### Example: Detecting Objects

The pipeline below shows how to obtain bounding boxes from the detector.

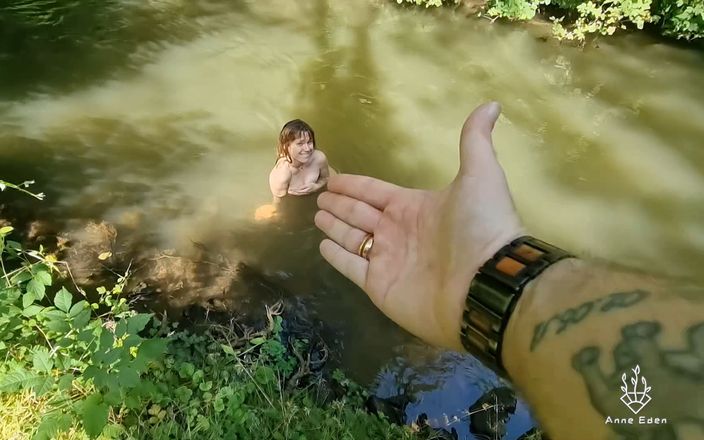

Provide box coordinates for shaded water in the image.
[2,0,704,438]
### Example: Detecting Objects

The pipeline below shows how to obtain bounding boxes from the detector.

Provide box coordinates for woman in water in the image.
[255,119,333,221]
[269,119,333,200]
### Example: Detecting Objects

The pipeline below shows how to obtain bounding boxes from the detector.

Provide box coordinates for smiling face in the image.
[277,119,316,164]
[287,131,315,165]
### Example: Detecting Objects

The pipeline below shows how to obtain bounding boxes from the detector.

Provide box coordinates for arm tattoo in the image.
[530,290,649,351]
[573,321,704,439]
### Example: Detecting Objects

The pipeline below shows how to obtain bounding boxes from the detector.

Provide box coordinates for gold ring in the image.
[357,233,374,260]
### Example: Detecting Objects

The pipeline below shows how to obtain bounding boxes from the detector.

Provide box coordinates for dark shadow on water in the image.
[0,0,259,99]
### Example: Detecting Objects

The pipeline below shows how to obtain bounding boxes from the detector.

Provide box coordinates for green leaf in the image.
[80,394,109,438]
[42,308,65,320]
[45,317,70,333]
[133,338,167,369]
[69,300,88,317]
[26,279,46,301]
[33,413,72,440]
[22,291,36,308]
[0,226,13,235]
[57,374,74,391]
[84,365,109,388]
[10,270,32,285]
[0,367,42,392]
[98,330,114,352]
[178,362,196,379]
[126,313,152,334]
[103,388,122,406]
[114,320,127,338]
[221,344,237,356]
[33,348,53,373]
[22,304,42,317]
[117,365,140,388]
[54,288,73,312]
[33,375,54,396]
[250,337,266,346]
[72,308,91,330]
[34,270,52,286]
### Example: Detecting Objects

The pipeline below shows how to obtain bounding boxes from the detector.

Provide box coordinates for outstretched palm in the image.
[314,103,523,350]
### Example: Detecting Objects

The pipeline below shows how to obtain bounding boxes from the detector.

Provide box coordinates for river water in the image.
[1,1,703,438]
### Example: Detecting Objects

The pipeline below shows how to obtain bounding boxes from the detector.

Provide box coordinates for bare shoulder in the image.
[270,158,292,179]
[312,149,328,165]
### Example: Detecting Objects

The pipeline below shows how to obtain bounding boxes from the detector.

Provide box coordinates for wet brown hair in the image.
[276,119,316,163]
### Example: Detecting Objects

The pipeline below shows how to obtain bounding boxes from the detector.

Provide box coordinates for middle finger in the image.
[314,210,370,255]
[317,192,382,232]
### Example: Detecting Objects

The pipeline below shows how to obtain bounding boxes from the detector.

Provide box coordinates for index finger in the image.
[326,174,399,210]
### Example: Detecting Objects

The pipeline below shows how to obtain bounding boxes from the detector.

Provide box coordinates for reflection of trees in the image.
[290,0,434,187]
[0,0,255,99]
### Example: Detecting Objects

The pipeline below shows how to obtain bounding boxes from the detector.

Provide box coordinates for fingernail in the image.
[487,101,501,118]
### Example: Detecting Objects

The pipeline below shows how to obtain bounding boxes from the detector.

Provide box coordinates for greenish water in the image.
[1,1,703,438]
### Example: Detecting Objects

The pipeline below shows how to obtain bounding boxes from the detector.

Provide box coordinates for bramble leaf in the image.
[118,365,140,388]
[80,394,109,438]
[34,270,52,286]
[126,313,152,334]
[32,348,53,373]
[27,279,45,301]
[54,288,72,312]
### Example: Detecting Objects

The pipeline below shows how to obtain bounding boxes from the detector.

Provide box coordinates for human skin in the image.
[313,102,704,440]
[268,132,331,201]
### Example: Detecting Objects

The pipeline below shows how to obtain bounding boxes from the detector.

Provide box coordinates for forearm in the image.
[503,258,703,439]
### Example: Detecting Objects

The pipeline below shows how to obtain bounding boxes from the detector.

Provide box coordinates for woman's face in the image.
[288,131,314,164]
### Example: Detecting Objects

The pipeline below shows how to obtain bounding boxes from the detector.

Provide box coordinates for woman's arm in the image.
[269,160,292,203]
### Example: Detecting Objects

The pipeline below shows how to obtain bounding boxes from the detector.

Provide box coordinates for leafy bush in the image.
[0,180,426,440]
[395,0,459,7]
[400,0,704,40]
[550,0,653,41]
[0,227,168,438]
[654,0,704,39]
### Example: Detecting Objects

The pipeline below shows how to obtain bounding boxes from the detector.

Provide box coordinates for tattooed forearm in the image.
[530,290,649,351]
[572,321,704,439]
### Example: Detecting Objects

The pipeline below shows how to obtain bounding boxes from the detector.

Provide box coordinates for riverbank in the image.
[0,221,434,439]
[399,0,704,43]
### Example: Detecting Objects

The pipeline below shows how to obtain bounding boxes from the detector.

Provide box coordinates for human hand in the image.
[288,181,324,196]
[314,102,524,350]
[288,184,314,196]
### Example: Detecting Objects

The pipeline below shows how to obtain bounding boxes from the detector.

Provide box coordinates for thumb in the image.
[458,101,502,177]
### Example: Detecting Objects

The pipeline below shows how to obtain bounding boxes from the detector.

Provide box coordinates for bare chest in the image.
[289,163,320,189]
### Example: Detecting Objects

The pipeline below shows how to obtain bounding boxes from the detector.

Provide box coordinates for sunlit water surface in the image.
[1,1,703,438]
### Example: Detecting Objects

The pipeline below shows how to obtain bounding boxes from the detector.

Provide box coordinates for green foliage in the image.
[487,0,544,19]
[550,0,653,41]
[654,0,704,39]
[0,215,424,439]
[395,0,459,7]
[0,226,167,438]
[481,0,704,40]
[0,179,45,200]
